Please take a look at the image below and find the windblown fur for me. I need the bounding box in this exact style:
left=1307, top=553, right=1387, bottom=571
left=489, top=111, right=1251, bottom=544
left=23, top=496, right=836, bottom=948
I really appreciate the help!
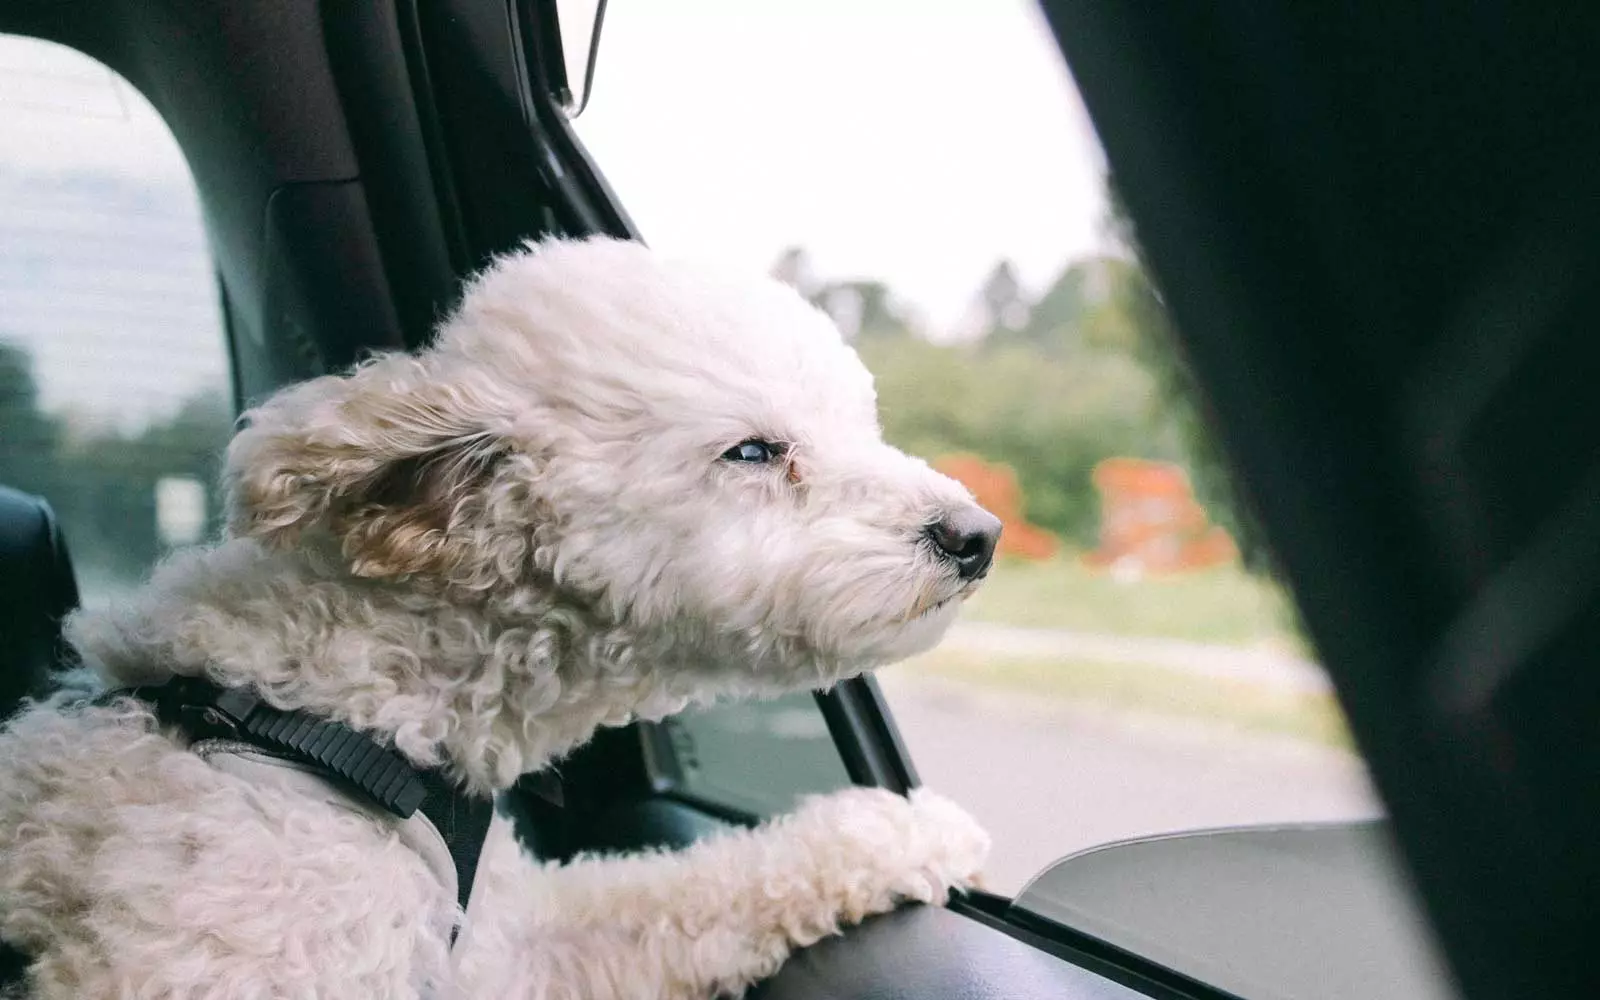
left=0, top=237, right=993, bottom=998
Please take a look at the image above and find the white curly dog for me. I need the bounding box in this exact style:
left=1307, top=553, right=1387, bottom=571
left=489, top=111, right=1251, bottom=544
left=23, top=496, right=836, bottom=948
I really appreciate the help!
left=0, top=237, right=1001, bottom=998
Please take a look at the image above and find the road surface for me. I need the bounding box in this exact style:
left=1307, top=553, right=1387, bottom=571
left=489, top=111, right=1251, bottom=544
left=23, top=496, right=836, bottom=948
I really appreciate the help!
left=875, top=667, right=1383, bottom=894
left=940, top=620, right=1332, bottom=694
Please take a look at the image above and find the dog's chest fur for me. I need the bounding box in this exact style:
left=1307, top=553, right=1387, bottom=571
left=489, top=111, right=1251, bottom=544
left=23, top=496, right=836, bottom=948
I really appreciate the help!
left=0, top=700, right=470, bottom=996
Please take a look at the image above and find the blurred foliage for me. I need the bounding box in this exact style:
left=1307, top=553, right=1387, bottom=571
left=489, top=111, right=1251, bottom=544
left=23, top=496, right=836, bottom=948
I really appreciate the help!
left=0, top=340, right=232, bottom=584
left=773, top=183, right=1268, bottom=564
left=0, top=342, right=63, bottom=501
left=859, top=330, right=1166, bottom=544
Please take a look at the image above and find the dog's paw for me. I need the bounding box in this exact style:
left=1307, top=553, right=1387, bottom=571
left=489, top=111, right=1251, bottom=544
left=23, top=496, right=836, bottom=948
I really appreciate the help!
left=788, top=785, right=990, bottom=913
left=905, top=787, right=991, bottom=896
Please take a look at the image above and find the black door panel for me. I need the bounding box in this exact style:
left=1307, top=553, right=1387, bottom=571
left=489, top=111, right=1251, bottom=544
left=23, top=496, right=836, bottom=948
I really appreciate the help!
left=752, top=906, right=1150, bottom=1000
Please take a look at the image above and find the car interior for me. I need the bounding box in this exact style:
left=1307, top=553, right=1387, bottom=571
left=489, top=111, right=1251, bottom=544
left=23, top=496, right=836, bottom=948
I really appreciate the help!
left=0, top=485, right=78, bottom=716
left=0, top=1, right=1595, bottom=998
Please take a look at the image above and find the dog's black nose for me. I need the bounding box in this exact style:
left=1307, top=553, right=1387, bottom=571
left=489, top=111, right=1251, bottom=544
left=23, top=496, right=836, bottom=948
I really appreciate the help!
left=927, top=507, right=1002, bottom=580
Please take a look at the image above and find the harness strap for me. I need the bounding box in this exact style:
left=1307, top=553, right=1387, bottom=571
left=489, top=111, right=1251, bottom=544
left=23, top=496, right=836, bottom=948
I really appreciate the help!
left=112, top=677, right=494, bottom=916
left=411, top=768, right=496, bottom=918
left=123, top=677, right=428, bottom=816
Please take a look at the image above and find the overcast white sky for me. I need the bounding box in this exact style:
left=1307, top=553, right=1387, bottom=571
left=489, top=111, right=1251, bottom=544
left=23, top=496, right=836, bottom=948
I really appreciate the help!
left=0, top=34, right=190, bottom=181
left=574, top=0, right=1111, bottom=331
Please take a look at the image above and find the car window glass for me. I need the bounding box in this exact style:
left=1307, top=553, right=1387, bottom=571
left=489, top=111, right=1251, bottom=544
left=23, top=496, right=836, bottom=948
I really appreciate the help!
left=657, top=692, right=854, bottom=816
left=0, top=35, right=231, bottom=609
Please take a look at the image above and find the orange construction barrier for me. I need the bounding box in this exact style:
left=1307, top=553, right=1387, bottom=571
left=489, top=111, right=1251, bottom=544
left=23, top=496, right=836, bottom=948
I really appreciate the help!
left=1083, top=457, right=1236, bottom=576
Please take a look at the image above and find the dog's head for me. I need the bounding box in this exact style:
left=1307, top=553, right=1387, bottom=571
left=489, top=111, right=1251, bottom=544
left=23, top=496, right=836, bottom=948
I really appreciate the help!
left=226, top=237, right=998, bottom=683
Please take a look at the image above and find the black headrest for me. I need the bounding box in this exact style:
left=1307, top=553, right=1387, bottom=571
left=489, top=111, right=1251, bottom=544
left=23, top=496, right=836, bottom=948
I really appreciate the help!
left=0, top=485, right=80, bottom=720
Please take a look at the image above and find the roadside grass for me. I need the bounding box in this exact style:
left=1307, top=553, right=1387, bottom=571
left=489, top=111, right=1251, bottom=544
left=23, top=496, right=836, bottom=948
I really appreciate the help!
left=891, top=647, right=1354, bottom=750
left=960, top=552, right=1311, bottom=656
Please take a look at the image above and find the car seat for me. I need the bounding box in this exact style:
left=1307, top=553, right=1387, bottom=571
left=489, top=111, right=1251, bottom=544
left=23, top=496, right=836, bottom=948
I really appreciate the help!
left=0, top=484, right=80, bottom=721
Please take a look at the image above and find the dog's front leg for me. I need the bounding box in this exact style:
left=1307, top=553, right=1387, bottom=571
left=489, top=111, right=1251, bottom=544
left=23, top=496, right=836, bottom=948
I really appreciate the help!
left=467, top=786, right=987, bottom=1000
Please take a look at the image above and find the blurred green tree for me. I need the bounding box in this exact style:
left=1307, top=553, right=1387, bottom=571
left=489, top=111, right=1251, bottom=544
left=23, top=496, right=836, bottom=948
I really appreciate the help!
left=859, top=333, right=1162, bottom=544
left=770, top=248, right=917, bottom=344
left=56, top=390, right=234, bottom=580
left=973, top=259, right=1030, bottom=336
left=816, top=280, right=915, bottom=344
left=0, top=341, right=62, bottom=499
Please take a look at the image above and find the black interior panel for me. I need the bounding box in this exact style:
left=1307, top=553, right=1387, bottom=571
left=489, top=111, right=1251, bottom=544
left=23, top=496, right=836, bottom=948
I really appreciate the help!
left=1036, top=3, right=1600, bottom=996
left=0, top=487, right=78, bottom=720
left=752, top=905, right=1151, bottom=1000
left=252, top=180, right=405, bottom=395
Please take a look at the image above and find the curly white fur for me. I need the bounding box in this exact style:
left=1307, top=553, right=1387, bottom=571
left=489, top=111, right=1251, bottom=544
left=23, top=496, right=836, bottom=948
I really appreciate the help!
left=0, top=237, right=994, bottom=998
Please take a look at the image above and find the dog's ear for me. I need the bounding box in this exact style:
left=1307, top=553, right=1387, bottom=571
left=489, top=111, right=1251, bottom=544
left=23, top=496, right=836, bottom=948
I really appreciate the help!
left=225, top=353, right=518, bottom=578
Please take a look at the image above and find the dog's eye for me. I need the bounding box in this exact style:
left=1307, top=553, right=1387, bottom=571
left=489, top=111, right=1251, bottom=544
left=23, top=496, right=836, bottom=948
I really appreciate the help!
left=721, top=439, right=783, bottom=464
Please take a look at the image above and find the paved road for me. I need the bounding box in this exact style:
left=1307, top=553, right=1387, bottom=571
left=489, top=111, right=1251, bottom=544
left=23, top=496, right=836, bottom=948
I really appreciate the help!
left=940, top=621, right=1332, bottom=694
left=875, top=667, right=1382, bottom=894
